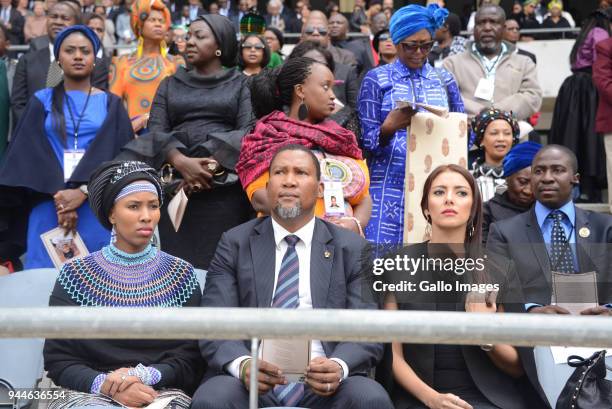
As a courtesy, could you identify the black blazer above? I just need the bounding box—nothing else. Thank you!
[3,8,25,45]
[198,217,383,379]
[11,47,109,124]
[380,243,543,409]
[486,206,612,307]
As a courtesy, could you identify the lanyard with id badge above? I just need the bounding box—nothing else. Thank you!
[474,50,502,102]
[63,87,92,182]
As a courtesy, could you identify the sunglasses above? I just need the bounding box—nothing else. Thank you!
[241,43,265,50]
[399,40,435,54]
[378,33,391,41]
[304,26,328,36]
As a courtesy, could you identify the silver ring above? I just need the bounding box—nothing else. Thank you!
[326,383,331,392]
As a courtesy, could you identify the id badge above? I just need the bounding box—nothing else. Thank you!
[434,59,444,68]
[63,149,85,181]
[474,77,495,101]
[323,181,345,217]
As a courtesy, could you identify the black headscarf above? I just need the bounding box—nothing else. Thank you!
[196,14,238,67]
[88,161,163,230]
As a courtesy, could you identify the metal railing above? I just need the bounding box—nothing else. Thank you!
[1,307,611,408]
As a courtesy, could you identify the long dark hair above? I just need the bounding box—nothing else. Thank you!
[420,164,483,246]
[249,56,327,118]
[570,8,611,66]
[51,82,68,143]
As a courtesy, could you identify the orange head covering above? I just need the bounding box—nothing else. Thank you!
[130,0,171,37]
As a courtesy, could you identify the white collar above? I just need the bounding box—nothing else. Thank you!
[49,42,55,62]
[271,216,316,249]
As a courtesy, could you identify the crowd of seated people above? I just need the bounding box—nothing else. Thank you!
[0,1,611,409]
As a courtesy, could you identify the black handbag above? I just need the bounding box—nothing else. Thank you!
[555,350,612,409]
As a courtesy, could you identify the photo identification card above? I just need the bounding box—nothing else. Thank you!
[63,149,85,181]
[323,181,345,216]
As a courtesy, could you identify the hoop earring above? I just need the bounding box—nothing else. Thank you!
[215,49,222,57]
[298,98,309,121]
[424,222,432,240]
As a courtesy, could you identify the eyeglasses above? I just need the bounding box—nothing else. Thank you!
[242,43,265,50]
[399,40,435,54]
[174,35,187,41]
[505,27,520,32]
[304,26,328,36]
[378,33,391,41]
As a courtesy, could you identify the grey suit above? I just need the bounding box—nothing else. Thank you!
[192,216,393,409]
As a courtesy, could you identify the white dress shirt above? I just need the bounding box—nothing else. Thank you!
[226,216,349,381]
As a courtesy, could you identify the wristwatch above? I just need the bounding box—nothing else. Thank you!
[79,184,88,197]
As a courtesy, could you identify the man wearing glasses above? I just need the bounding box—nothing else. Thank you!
[443,4,542,123]
[301,10,357,68]
[503,18,536,65]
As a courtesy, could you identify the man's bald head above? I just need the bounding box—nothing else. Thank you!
[475,4,505,21]
[301,10,330,46]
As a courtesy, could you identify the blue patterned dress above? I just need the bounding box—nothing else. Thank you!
[358,59,464,246]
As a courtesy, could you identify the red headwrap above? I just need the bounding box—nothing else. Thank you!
[236,111,363,188]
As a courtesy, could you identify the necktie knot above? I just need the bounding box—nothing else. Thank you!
[284,235,299,247]
[548,210,564,222]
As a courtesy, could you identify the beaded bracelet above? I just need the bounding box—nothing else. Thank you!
[342,216,364,237]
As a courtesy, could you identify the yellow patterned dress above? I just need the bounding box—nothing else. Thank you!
[109,52,185,119]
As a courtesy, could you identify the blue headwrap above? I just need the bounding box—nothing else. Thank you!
[53,25,101,60]
[389,4,449,45]
[503,141,542,178]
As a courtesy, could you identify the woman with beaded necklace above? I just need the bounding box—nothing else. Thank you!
[43,161,203,409]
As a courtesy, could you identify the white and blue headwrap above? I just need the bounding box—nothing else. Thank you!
[389,4,449,44]
[115,181,159,203]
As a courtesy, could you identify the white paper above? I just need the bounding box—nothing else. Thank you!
[167,188,188,232]
[260,339,310,383]
[143,396,176,409]
[550,346,606,365]
[474,77,495,101]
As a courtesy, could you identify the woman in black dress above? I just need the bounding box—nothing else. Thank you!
[122,14,255,269]
[381,164,541,409]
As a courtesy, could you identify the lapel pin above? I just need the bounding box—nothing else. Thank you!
[578,227,590,238]
[324,250,331,259]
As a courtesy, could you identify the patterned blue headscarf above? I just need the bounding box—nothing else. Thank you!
[389,4,449,45]
[503,141,542,177]
[53,25,101,60]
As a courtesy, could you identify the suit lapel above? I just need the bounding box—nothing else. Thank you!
[525,208,552,284]
[250,219,277,308]
[310,219,334,309]
[574,208,592,272]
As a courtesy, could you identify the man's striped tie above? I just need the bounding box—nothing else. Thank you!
[272,234,304,406]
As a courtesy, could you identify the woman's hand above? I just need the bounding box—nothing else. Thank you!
[54,189,87,213]
[171,155,215,192]
[465,290,497,314]
[380,107,417,141]
[426,393,473,409]
[113,383,158,407]
[57,210,78,234]
[326,217,361,235]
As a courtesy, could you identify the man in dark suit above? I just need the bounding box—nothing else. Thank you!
[328,13,373,77]
[0,0,24,47]
[11,0,108,124]
[191,145,393,409]
[487,144,612,409]
[264,0,298,33]
[487,144,612,313]
[228,0,248,31]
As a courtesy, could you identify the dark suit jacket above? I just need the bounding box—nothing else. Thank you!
[486,206,612,307]
[199,217,383,379]
[11,47,109,124]
[333,38,374,77]
[28,35,49,51]
[264,13,298,33]
[3,8,25,45]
